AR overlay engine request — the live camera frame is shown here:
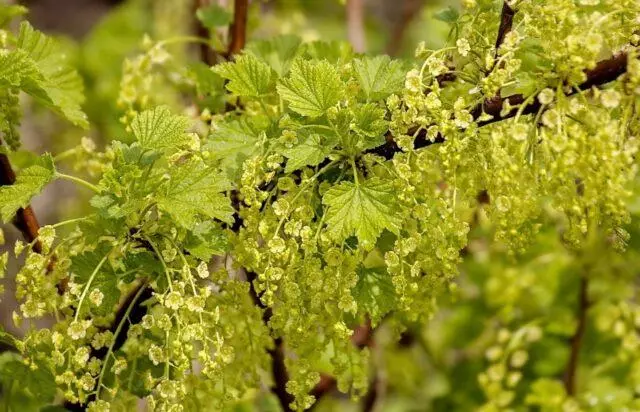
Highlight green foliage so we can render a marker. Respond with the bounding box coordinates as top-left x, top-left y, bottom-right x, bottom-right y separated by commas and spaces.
1, 1, 640, 411
0, 154, 54, 222
277, 59, 344, 117
322, 178, 401, 245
